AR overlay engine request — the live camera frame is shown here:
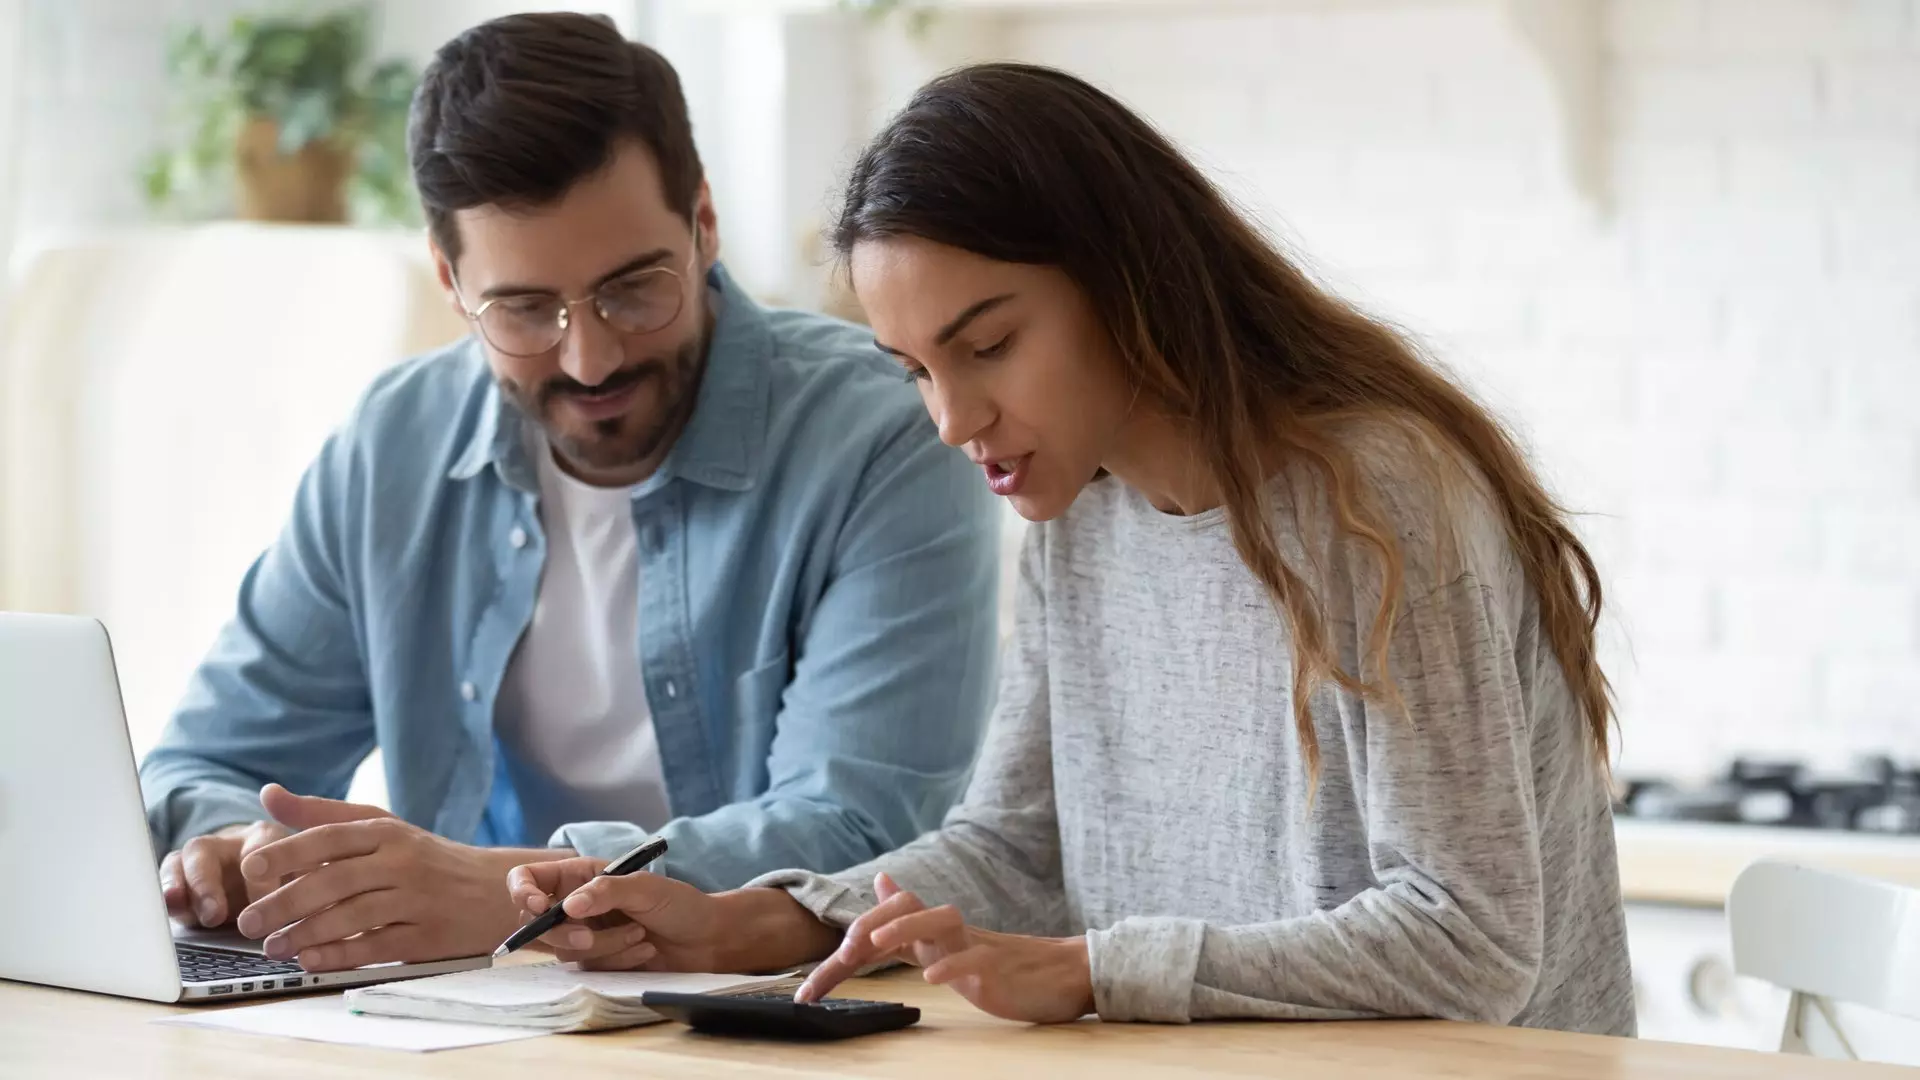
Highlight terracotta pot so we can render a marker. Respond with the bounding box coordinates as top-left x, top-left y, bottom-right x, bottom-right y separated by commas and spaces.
233, 116, 355, 223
